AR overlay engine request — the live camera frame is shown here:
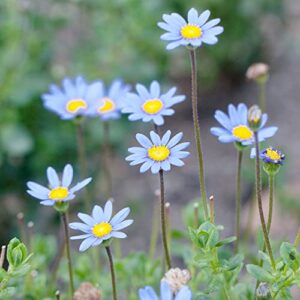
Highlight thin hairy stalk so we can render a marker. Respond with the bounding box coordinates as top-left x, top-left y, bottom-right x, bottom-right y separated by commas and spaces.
235, 150, 243, 253
254, 133, 275, 269
149, 191, 160, 258
75, 120, 90, 210
0, 246, 6, 268
105, 246, 117, 300
103, 121, 113, 198
189, 49, 208, 219
267, 175, 274, 233
258, 81, 266, 112
159, 170, 172, 269
61, 212, 75, 296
